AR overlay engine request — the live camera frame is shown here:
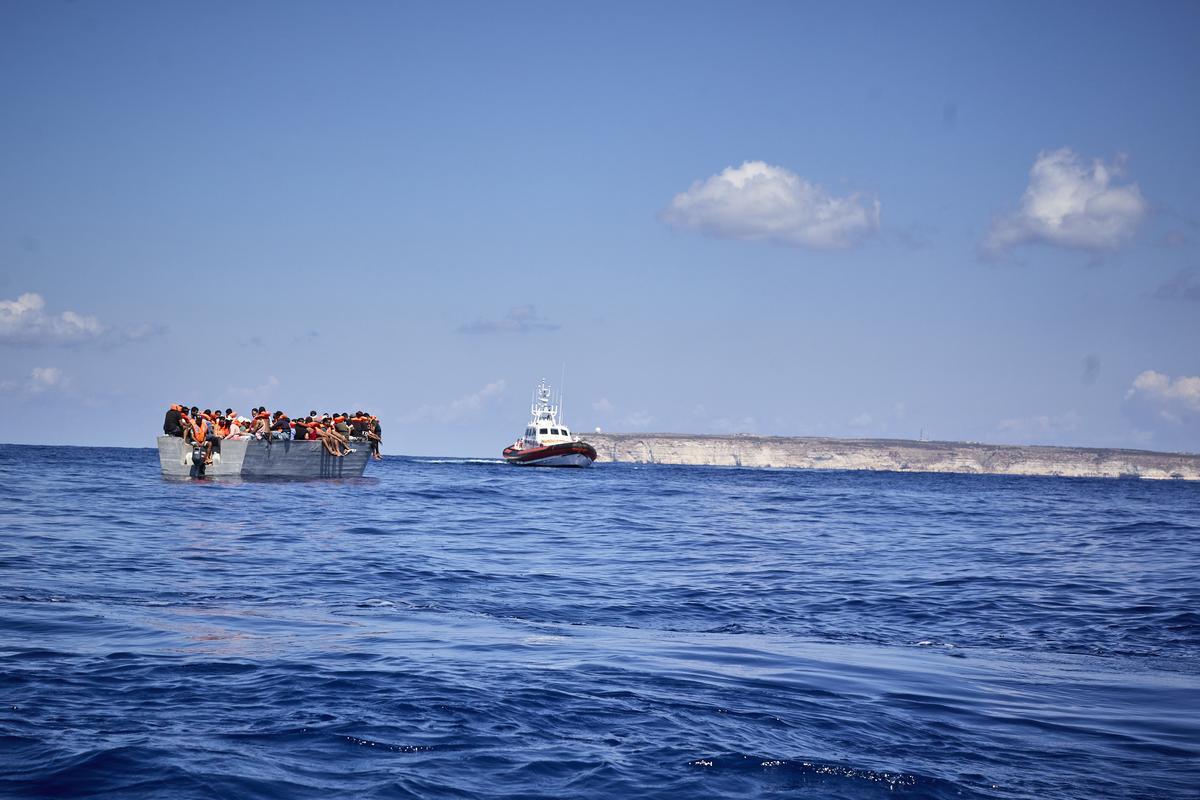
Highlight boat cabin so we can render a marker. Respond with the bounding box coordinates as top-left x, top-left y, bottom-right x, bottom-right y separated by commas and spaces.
524, 424, 573, 443
519, 380, 576, 448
